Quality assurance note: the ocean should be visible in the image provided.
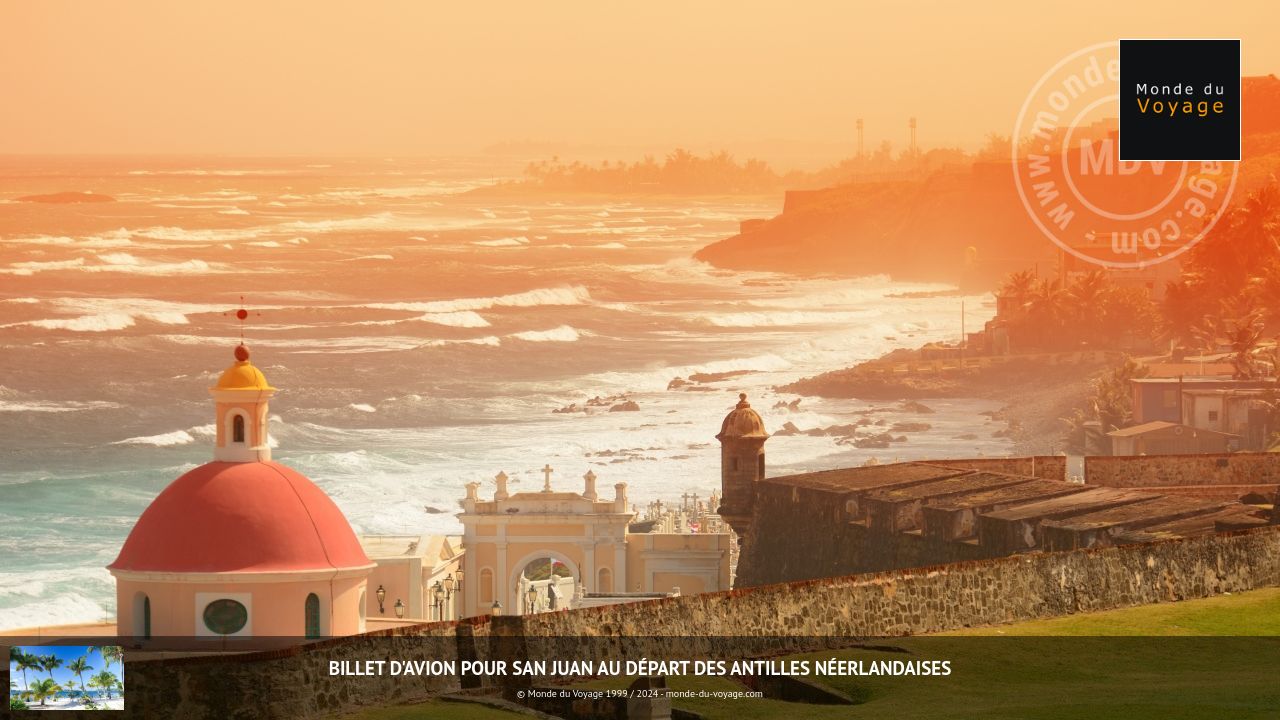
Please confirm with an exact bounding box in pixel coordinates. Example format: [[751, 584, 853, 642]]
[[0, 156, 1007, 629]]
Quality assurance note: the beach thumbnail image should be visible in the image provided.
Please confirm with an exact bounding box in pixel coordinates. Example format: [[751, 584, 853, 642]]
[[8, 645, 123, 711]]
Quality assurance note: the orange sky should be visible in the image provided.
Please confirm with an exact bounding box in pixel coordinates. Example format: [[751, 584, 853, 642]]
[[2, 1, 1276, 163]]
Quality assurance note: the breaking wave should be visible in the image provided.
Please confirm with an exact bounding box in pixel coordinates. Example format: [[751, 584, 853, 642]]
[[366, 285, 590, 314], [509, 325, 581, 342], [702, 310, 876, 327]]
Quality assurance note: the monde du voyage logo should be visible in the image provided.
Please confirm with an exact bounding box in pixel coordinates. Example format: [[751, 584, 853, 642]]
[[1013, 40, 1241, 269]]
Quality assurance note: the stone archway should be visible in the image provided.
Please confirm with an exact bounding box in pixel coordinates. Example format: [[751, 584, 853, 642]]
[[507, 549, 581, 615], [458, 473, 633, 618]]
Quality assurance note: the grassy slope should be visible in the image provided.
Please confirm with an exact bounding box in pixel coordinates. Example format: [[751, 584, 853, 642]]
[[944, 586, 1280, 636]]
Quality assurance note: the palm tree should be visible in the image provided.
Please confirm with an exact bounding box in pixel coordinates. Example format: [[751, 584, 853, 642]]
[[66, 657, 92, 699], [99, 646, 122, 674], [24, 678, 61, 707], [1235, 184, 1280, 261], [998, 269, 1037, 304], [1162, 280, 1207, 347], [13, 649, 40, 693], [1025, 278, 1069, 348], [89, 671, 119, 701], [39, 653, 62, 682], [1196, 295, 1267, 379]]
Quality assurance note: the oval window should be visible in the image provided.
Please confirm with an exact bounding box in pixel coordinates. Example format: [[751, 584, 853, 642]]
[[203, 598, 248, 635]]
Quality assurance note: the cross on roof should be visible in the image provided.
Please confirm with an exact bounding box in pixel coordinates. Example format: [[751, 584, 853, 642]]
[[541, 464, 554, 492]]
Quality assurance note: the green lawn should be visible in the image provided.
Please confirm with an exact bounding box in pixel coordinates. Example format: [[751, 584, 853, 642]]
[[352, 589, 1280, 719]]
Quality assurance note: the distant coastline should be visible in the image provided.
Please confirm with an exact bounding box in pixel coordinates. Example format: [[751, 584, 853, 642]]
[[779, 347, 1110, 456]]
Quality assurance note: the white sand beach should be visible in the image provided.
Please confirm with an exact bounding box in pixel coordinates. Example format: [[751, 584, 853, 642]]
[[22, 695, 124, 711]]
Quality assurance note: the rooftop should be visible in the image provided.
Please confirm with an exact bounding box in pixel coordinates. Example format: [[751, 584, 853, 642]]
[[981, 487, 1156, 522], [864, 472, 1031, 503], [926, 478, 1087, 511], [1107, 421, 1240, 438], [1041, 496, 1228, 532]]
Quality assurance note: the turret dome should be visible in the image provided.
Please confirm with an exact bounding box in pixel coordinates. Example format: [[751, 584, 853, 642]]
[[717, 393, 768, 439]]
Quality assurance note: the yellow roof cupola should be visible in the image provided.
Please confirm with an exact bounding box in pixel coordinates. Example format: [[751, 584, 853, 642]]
[[215, 344, 274, 391]]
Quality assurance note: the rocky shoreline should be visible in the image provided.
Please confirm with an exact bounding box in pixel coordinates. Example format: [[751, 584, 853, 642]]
[[778, 354, 1112, 456]]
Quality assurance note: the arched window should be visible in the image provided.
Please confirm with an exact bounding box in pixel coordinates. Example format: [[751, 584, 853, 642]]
[[134, 592, 151, 639], [758, 453, 765, 480], [305, 593, 321, 639], [597, 567, 613, 594], [358, 590, 367, 633], [479, 568, 494, 605], [232, 414, 246, 443]]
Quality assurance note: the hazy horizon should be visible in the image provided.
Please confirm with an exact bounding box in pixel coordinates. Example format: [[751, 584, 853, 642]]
[[3, 1, 1278, 166]]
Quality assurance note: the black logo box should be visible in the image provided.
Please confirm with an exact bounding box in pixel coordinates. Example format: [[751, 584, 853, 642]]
[[1119, 39, 1241, 162]]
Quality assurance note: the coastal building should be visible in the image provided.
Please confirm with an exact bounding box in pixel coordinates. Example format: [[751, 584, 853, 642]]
[[1181, 389, 1277, 451], [358, 535, 464, 622], [1106, 420, 1239, 456], [1130, 377, 1274, 426], [107, 345, 375, 639], [457, 465, 733, 617]]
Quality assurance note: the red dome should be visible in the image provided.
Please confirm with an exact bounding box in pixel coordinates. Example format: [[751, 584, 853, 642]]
[[110, 462, 372, 574]]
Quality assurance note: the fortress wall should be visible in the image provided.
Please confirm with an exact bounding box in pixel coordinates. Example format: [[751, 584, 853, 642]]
[[121, 526, 1280, 718], [521, 525, 1280, 643], [929, 456, 1067, 480], [1086, 452, 1280, 494], [123, 619, 492, 719], [736, 479, 990, 586]]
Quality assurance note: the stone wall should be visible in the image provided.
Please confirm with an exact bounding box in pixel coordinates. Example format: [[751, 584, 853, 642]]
[[119, 526, 1280, 719], [518, 525, 1280, 643], [1086, 452, 1280, 500], [123, 621, 486, 719], [927, 456, 1067, 481], [736, 480, 989, 586]]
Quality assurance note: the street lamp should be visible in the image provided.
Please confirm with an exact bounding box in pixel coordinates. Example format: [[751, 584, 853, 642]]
[[442, 574, 455, 620], [525, 586, 538, 615], [393, 598, 405, 619], [376, 585, 387, 614], [433, 581, 445, 621], [454, 569, 464, 592], [490, 601, 502, 617]]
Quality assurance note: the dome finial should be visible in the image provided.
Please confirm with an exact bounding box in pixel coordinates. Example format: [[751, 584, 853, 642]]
[[737, 393, 750, 409], [224, 297, 260, 346], [234, 344, 251, 362]]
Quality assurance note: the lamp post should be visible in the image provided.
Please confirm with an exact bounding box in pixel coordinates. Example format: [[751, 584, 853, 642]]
[[432, 580, 445, 621], [442, 573, 455, 620], [525, 585, 538, 615], [376, 585, 387, 614], [393, 599, 405, 619], [491, 601, 502, 617]]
